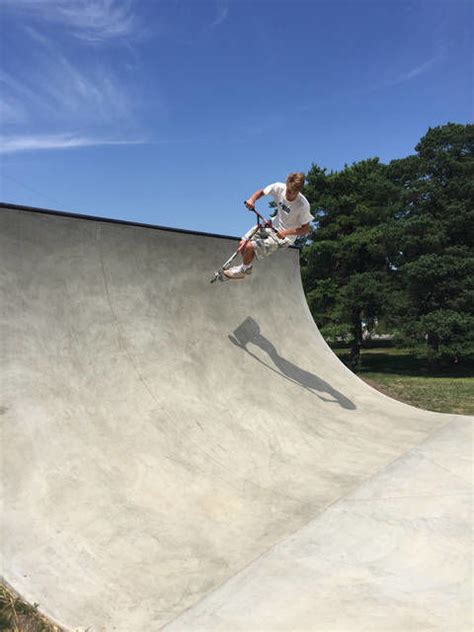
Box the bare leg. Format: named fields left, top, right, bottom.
left=223, top=240, right=255, bottom=279
left=241, top=242, right=255, bottom=265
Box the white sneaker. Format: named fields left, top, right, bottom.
left=223, top=265, right=252, bottom=280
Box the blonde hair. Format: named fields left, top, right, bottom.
left=286, top=172, right=305, bottom=192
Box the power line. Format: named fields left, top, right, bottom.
left=1, top=172, right=64, bottom=208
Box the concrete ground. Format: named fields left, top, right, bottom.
left=1, top=204, right=472, bottom=632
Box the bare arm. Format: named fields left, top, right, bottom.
left=277, top=223, right=311, bottom=238
left=245, top=189, right=265, bottom=208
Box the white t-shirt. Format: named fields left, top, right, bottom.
left=263, top=182, right=312, bottom=244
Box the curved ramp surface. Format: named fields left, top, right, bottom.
left=1, top=205, right=472, bottom=631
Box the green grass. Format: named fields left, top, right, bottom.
left=334, top=346, right=474, bottom=415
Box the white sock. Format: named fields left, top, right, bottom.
left=241, top=262, right=252, bottom=271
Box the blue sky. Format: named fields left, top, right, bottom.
left=1, top=0, right=472, bottom=237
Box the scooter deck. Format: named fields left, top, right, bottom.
left=210, top=269, right=228, bottom=283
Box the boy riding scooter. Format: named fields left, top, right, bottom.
left=223, top=172, right=312, bottom=280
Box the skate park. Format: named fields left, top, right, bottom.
left=1, top=202, right=472, bottom=631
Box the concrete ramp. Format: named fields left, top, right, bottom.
left=1, top=204, right=472, bottom=631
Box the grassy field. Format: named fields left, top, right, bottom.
left=334, top=345, right=474, bottom=415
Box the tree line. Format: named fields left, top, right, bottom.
left=300, top=123, right=474, bottom=368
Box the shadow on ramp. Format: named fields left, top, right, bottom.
left=229, top=317, right=356, bottom=410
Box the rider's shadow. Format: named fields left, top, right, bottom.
left=229, top=317, right=356, bottom=410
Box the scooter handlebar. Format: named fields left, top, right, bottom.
left=243, top=201, right=270, bottom=226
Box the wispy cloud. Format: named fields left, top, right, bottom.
left=0, top=134, right=212, bottom=154
left=211, top=1, right=229, bottom=28
left=380, top=54, right=444, bottom=89
left=1, top=2, right=162, bottom=154
left=290, top=52, right=446, bottom=118
left=0, top=96, right=28, bottom=125
left=2, top=0, right=136, bottom=42
left=2, top=25, right=137, bottom=133
left=0, top=134, right=145, bottom=154
left=317, top=53, right=446, bottom=105
left=50, top=50, right=133, bottom=122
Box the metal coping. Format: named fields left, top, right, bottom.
left=0, top=201, right=300, bottom=249
left=0, top=201, right=240, bottom=242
